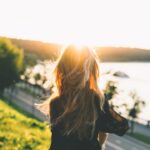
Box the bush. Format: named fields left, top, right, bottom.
left=0, top=38, right=24, bottom=92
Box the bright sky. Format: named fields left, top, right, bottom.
left=0, top=0, right=150, bottom=48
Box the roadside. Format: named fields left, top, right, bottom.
left=106, top=134, right=150, bottom=150
left=127, top=121, right=150, bottom=145
left=3, top=86, right=150, bottom=148
left=124, top=134, right=150, bottom=150
left=3, top=87, right=48, bottom=121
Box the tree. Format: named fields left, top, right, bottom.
left=104, top=80, right=118, bottom=101
left=128, top=90, right=145, bottom=134
left=0, top=38, right=24, bottom=93
left=34, top=73, right=42, bottom=85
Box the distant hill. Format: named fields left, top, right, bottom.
left=9, top=38, right=61, bottom=66
left=3, top=37, right=150, bottom=62
left=11, top=38, right=61, bottom=59
left=96, top=47, right=150, bottom=62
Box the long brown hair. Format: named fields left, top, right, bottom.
left=38, top=45, right=104, bottom=140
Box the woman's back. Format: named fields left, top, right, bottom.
left=49, top=92, right=129, bottom=150
left=36, top=45, right=130, bottom=150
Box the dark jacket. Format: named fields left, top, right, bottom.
left=49, top=94, right=129, bottom=150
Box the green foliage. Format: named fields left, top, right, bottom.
left=0, top=38, right=24, bottom=92
left=34, top=73, right=42, bottom=84
left=0, top=99, right=51, bottom=150
left=126, top=91, right=145, bottom=134
left=128, top=91, right=145, bottom=119
left=104, top=80, right=118, bottom=101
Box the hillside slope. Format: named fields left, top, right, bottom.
left=0, top=99, right=51, bottom=150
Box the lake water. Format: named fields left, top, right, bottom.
left=100, top=62, right=150, bottom=122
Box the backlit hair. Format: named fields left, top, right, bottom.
left=39, top=45, right=105, bottom=140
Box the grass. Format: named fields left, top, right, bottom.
left=1, top=97, right=149, bottom=149
left=127, top=132, right=150, bottom=145
left=0, top=98, right=51, bottom=150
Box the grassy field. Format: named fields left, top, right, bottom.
left=0, top=98, right=51, bottom=150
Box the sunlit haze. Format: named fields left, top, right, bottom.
left=0, top=0, right=150, bottom=48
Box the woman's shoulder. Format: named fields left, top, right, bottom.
left=49, top=95, right=62, bottom=117
left=50, top=94, right=66, bottom=109
left=50, top=96, right=61, bottom=107
left=91, top=91, right=109, bottom=111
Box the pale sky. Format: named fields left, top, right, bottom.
left=0, top=0, right=150, bottom=48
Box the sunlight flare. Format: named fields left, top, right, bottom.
left=0, top=0, right=150, bottom=48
